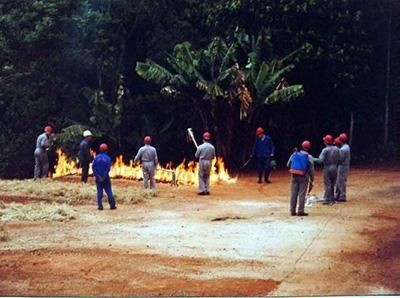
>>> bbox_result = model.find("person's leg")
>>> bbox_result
[81,163,89,183]
[289,176,299,215]
[41,152,49,178]
[264,157,271,182]
[198,161,206,194]
[297,176,308,214]
[96,181,104,210]
[104,179,116,209]
[34,150,42,179]
[142,165,150,189]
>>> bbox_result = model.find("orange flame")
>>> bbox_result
[53,149,237,185]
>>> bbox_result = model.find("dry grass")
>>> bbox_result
[0,179,148,205]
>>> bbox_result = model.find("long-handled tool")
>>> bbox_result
[187,128,199,149]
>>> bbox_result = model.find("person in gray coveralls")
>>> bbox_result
[335,133,351,202]
[33,125,53,179]
[195,132,216,195]
[287,140,314,216]
[134,136,158,190]
[318,134,340,205]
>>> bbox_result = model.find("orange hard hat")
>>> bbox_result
[144,136,152,144]
[339,133,348,142]
[301,140,311,150]
[99,143,108,152]
[323,134,333,145]
[256,127,264,136]
[334,137,342,146]
[44,126,53,133]
[203,132,211,140]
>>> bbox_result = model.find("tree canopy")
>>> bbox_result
[0,0,397,178]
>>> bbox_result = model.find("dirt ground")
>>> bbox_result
[0,165,399,296]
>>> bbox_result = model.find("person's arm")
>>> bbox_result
[154,149,158,166]
[307,156,315,181]
[92,157,97,177]
[134,148,142,164]
[286,154,293,168]
[195,146,200,159]
[269,137,275,157]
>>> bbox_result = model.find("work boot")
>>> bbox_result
[297,212,309,216]
[291,211,297,216]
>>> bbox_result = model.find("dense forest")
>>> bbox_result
[0,0,399,178]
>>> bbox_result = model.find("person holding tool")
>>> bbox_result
[287,140,314,216]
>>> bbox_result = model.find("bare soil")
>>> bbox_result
[0,165,399,296]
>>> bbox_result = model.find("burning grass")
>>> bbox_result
[0,179,149,205]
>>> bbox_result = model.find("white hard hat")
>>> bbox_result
[83,130,93,137]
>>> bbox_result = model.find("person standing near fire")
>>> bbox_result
[335,133,351,202]
[34,125,53,180]
[287,140,314,216]
[318,134,340,205]
[79,130,93,183]
[251,127,275,183]
[92,143,116,210]
[195,132,216,195]
[134,136,158,191]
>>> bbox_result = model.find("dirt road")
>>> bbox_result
[0,165,399,296]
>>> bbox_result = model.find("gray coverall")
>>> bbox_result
[195,141,216,194]
[318,145,340,203]
[287,150,314,214]
[34,132,50,179]
[336,143,351,200]
[134,145,158,189]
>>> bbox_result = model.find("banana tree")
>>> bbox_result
[136,38,238,157]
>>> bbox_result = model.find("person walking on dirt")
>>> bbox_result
[34,125,53,180]
[335,133,351,202]
[134,136,158,191]
[79,130,93,183]
[195,132,216,195]
[92,143,116,210]
[251,127,275,183]
[287,140,314,216]
[318,134,340,205]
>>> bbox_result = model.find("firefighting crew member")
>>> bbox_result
[251,127,275,183]
[92,143,116,210]
[79,130,93,183]
[195,132,216,195]
[318,134,340,205]
[34,125,53,179]
[336,133,351,202]
[134,136,158,190]
[287,140,314,216]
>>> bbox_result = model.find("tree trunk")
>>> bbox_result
[384,0,392,148]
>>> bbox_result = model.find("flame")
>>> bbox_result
[53,149,237,185]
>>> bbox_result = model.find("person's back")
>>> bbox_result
[135,144,158,164]
[195,142,215,161]
[319,145,340,167]
[92,153,111,181]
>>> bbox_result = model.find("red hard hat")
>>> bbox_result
[339,133,348,142]
[44,126,53,133]
[203,132,211,140]
[301,140,311,150]
[144,136,152,144]
[256,127,264,136]
[334,137,342,146]
[99,143,108,152]
[323,134,333,144]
